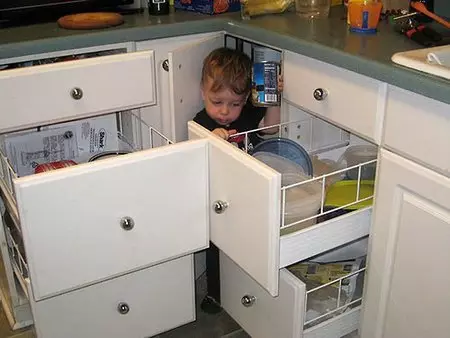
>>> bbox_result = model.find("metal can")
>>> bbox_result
[251,61,281,107]
[251,47,282,107]
[34,160,77,174]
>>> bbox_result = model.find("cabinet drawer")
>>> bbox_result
[2,117,209,301]
[189,121,374,297]
[220,251,365,338]
[0,51,156,134]
[31,255,195,338]
[383,86,450,177]
[283,51,384,144]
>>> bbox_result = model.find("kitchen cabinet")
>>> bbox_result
[31,255,196,338]
[0,34,220,336]
[186,49,379,336]
[283,51,386,145]
[135,32,221,142]
[361,87,450,338]
[0,32,379,338]
[382,85,450,177]
[361,149,450,338]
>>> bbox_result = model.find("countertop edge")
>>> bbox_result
[223,20,450,105]
[0,16,449,105]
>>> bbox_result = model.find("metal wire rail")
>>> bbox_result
[0,112,173,208]
[5,225,29,282]
[229,119,376,232]
[280,159,377,231]
[304,267,366,327]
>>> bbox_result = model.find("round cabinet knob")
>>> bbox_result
[162,59,169,72]
[117,302,130,315]
[70,87,83,100]
[213,200,228,214]
[241,295,256,307]
[120,216,135,231]
[313,88,327,101]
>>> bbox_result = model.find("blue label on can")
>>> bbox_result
[252,62,280,106]
[362,11,369,29]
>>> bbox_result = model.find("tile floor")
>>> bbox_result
[0,273,358,338]
[0,308,34,338]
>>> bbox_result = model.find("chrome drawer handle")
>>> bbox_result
[70,87,83,100]
[162,59,169,72]
[213,200,228,214]
[117,302,130,315]
[313,88,327,101]
[241,295,256,307]
[120,216,135,231]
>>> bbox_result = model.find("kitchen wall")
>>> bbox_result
[373,1,448,15]
[435,0,450,17]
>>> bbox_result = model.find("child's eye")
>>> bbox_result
[232,103,242,107]
[212,101,222,105]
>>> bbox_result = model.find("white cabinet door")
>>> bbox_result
[136,33,221,138]
[168,34,223,142]
[15,139,209,301]
[361,149,450,338]
[189,121,281,297]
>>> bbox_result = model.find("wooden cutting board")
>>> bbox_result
[57,12,124,30]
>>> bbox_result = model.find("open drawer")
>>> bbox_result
[220,246,366,338]
[188,103,376,297]
[0,112,209,301]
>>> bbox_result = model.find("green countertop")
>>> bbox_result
[0,7,449,104]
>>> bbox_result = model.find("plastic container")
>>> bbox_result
[311,155,340,188]
[283,172,322,230]
[253,151,306,177]
[253,151,321,231]
[348,0,383,34]
[337,145,377,180]
[317,179,375,223]
[295,0,331,18]
[252,138,313,176]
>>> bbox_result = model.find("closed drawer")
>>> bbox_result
[31,255,195,338]
[2,114,209,301]
[383,85,450,177]
[283,51,384,144]
[0,51,156,134]
[220,251,365,338]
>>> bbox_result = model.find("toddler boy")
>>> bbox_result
[194,47,281,151]
[194,47,281,314]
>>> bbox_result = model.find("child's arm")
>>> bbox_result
[259,75,283,134]
[264,106,281,126]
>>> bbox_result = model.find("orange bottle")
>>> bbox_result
[348,0,383,33]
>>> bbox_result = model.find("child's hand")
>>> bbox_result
[278,74,284,93]
[212,128,237,140]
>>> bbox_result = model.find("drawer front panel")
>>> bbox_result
[283,51,383,143]
[15,140,209,300]
[220,251,304,338]
[0,51,156,133]
[189,121,281,297]
[383,86,450,177]
[32,255,195,338]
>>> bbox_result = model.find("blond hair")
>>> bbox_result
[201,47,252,96]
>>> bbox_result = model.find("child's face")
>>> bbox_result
[201,78,248,126]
